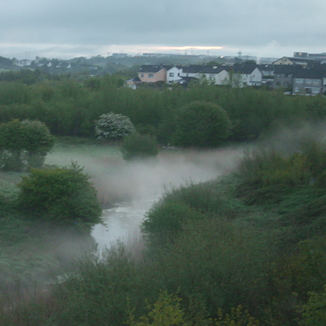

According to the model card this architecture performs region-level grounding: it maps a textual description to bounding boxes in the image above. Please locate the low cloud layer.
[1,0,326,59]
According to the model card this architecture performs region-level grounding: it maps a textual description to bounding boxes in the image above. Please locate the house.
[292,68,326,95]
[258,64,274,86]
[179,65,204,78]
[125,76,141,89]
[273,56,318,68]
[166,66,183,84]
[273,65,302,89]
[138,65,171,83]
[197,66,230,85]
[232,63,262,87]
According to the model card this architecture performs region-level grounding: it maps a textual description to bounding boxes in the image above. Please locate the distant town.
[1,51,326,95]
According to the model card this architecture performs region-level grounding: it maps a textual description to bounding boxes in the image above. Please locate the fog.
[46,146,243,251]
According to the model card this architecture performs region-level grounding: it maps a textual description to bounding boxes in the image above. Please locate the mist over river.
[46,145,243,251]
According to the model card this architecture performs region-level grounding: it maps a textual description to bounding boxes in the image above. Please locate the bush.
[121,132,158,161]
[141,182,236,248]
[17,163,102,232]
[172,101,232,148]
[95,112,135,140]
[300,286,326,326]
[0,119,54,171]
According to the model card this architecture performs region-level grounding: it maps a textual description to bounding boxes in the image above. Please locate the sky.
[1,0,326,60]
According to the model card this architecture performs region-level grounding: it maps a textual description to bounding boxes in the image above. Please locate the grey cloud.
[1,0,325,58]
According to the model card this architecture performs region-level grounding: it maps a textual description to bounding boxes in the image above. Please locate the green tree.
[0,119,54,171]
[95,112,135,140]
[17,163,102,231]
[172,101,232,148]
[300,286,326,326]
[127,291,187,326]
[121,132,158,161]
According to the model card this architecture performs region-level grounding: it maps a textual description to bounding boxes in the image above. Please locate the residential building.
[179,65,204,78]
[292,68,326,95]
[258,64,274,86]
[273,56,318,68]
[273,65,302,89]
[166,66,183,84]
[138,65,171,83]
[197,66,230,85]
[232,63,262,87]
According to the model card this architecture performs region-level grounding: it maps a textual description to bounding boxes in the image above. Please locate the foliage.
[300,285,326,326]
[142,200,200,248]
[0,119,54,171]
[95,112,135,140]
[214,306,260,326]
[17,162,102,231]
[237,139,326,187]
[172,101,232,148]
[52,243,144,326]
[128,291,188,326]
[120,132,158,161]
[141,182,239,248]
[150,217,273,318]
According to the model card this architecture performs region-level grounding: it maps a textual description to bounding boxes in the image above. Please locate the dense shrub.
[95,112,135,140]
[0,119,54,171]
[141,182,239,248]
[236,140,326,187]
[120,132,158,161]
[300,285,326,326]
[172,101,232,148]
[17,163,102,231]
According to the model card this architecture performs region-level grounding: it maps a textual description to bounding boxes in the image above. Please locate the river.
[89,147,242,252]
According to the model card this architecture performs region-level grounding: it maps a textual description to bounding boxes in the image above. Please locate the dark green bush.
[172,101,232,148]
[120,132,158,161]
[0,119,54,171]
[17,163,102,231]
[141,182,237,248]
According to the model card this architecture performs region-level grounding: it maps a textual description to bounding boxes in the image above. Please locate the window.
[296,78,303,84]
[313,79,320,85]
[169,73,174,77]
[148,74,154,78]
[305,79,312,84]
[141,74,144,77]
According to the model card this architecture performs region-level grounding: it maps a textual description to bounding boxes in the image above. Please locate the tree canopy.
[172,101,232,148]
[0,119,54,171]
[95,112,135,140]
[17,163,102,232]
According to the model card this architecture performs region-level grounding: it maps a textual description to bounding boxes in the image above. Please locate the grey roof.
[200,66,228,74]
[181,65,205,73]
[139,65,166,73]
[273,65,302,74]
[127,76,141,82]
[232,63,258,74]
[293,68,326,79]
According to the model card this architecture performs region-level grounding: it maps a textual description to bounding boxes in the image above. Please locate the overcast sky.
[1,0,326,60]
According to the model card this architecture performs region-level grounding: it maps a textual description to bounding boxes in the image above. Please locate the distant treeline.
[1,73,326,144]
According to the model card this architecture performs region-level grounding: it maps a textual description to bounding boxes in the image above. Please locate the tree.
[120,132,158,161]
[172,101,232,148]
[0,119,54,171]
[95,112,135,141]
[17,162,102,232]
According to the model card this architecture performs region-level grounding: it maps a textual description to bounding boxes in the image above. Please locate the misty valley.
[1,76,326,325]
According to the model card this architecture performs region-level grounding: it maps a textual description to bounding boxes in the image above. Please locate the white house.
[232,64,262,87]
[166,66,183,84]
[197,66,230,85]
[179,65,204,78]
